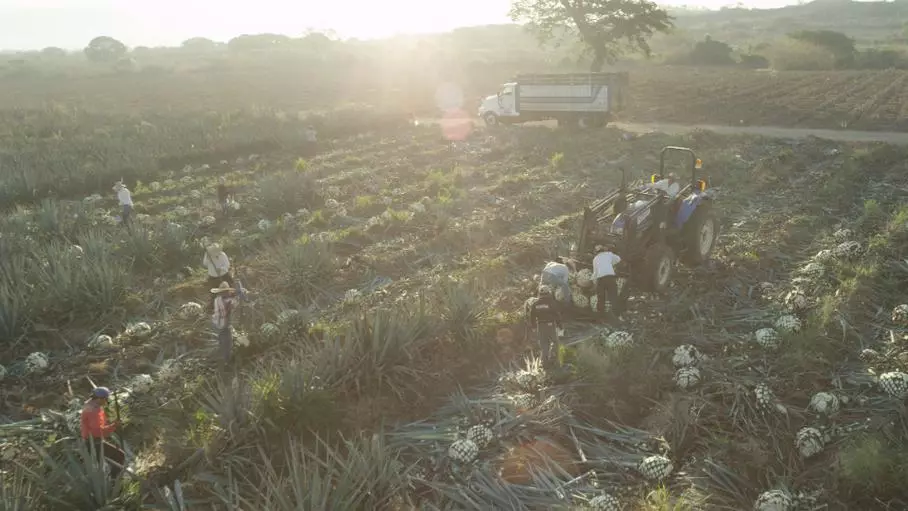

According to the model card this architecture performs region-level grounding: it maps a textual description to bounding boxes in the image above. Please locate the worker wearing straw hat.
[113,181,133,225]
[80,386,125,479]
[211,281,239,365]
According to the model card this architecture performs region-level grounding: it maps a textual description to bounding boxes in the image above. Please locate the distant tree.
[84,36,127,63]
[788,29,854,68]
[41,47,67,58]
[509,0,673,71]
[688,35,735,65]
[227,33,292,52]
[181,37,220,52]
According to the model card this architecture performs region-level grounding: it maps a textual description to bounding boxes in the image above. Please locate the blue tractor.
[576,146,718,294]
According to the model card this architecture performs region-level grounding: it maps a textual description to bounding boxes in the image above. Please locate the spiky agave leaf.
[18,440,139,510]
[0,465,34,511]
[688,458,760,511]
[219,435,409,511]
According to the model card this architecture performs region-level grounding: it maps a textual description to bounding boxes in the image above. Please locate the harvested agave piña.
[754,489,793,511]
[508,393,538,410]
[795,427,825,459]
[833,240,861,259]
[808,392,840,415]
[448,439,479,464]
[799,262,824,279]
[783,290,808,313]
[774,315,801,334]
[754,383,775,410]
[833,228,852,242]
[177,302,203,319]
[754,328,780,350]
[672,344,702,367]
[466,425,494,448]
[575,269,594,289]
[813,249,833,262]
[674,367,701,390]
[605,330,634,349]
[587,493,621,510]
[260,322,279,337]
[878,371,908,398]
[859,348,880,363]
[25,352,49,374]
[573,292,590,309]
[88,334,114,351]
[637,455,673,481]
[892,304,908,326]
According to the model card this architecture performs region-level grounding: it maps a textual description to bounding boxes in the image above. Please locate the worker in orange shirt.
[80,387,126,479]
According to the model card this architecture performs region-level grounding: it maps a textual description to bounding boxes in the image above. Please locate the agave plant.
[216,435,409,510]
[313,300,435,398]
[0,466,34,511]
[438,278,488,345]
[18,441,140,510]
[258,239,336,304]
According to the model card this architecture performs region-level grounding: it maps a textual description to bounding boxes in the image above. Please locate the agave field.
[1,107,908,510]
[626,67,908,132]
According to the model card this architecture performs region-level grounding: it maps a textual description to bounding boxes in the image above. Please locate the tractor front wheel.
[681,205,718,266]
[641,243,675,294]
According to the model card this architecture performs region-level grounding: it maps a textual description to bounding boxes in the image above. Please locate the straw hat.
[206,243,222,253]
[210,281,234,294]
[112,181,124,191]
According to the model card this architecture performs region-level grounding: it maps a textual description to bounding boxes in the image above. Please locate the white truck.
[478,72,628,128]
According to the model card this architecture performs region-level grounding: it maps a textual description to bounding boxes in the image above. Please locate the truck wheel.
[483,113,499,127]
[641,243,675,294]
[578,114,607,129]
[681,205,718,266]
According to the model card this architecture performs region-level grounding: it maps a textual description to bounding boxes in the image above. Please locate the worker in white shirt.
[539,256,574,304]
[646,172,680,198]
[203,243,233,309]
[113,181,133,225]
[592,244,623,319]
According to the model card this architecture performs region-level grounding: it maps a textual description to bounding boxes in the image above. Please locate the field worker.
[525,285,565,362]
[539,256,573,304]
[113,181,133,225]
[304,125,318,143]
[211,281,239,365]
[216,177,232,217]
[592,244,623,319]
[647,172,680,198]
[203,243,233,309]
[81,386,125,479]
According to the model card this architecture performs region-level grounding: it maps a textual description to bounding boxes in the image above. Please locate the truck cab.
[479,82,519,125]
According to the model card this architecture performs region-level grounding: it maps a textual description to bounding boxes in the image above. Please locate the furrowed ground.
[6,63,908,132]
[1,106,908,510]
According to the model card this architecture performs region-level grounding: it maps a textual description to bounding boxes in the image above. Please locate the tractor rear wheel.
[641,242,675,294]
[681,204,718,266]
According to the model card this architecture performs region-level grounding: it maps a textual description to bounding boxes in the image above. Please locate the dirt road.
[422,117,908,145]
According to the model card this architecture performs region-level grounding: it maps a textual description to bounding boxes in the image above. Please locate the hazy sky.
[0,0,805,50]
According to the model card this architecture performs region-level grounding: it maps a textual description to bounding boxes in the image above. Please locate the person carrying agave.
[592,244,622,321]
[216,176,233,217]
[112,181,133,226]
[539,256,575,304]
[80,386,126,479]
[525,285,565,363]
[203,243,233,310]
